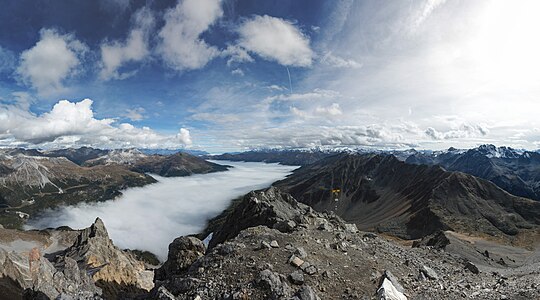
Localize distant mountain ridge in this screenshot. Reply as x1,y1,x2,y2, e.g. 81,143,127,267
207,148,352,165
403,144,540,201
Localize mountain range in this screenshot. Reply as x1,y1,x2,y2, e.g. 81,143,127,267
207,149,346,166
211,144,540,203
404,144,540,201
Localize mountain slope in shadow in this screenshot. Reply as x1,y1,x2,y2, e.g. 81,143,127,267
274,153,540,240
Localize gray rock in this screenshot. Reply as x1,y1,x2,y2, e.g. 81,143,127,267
209,187,309,248
377,278,407,300
295,285,321,300
274,220,297,232
259,241,272,250
303,265,317,275
289,270,305,285
317,221,332,231
257,269,293,299
343,223,358,233
294,247,308,258
378,270,405,293
270,240,280,248
464,261,480,274
420,265,439,280
412,231,451,249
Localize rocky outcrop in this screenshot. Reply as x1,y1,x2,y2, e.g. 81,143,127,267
0,247,101,299
0,218,154,299
147,187,540,299
54,218,154,298
154,236,206,281
412,231,451,249
208,187,358,248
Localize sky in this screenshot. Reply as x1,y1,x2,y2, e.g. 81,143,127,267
1,0,540,152
27,161,297,260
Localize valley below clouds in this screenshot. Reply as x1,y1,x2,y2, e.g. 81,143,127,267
27,161,297,260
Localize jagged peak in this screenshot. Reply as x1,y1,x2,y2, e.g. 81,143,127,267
90,217,109,238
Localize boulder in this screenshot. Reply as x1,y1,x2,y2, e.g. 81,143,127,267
412,231,451,249
294,247,308,258
378,270,405,294
155,236,206,281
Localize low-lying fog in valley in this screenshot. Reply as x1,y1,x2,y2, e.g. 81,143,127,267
27,161,297,260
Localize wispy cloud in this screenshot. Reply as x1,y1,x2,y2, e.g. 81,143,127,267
157,0,223,71
99,6,155,80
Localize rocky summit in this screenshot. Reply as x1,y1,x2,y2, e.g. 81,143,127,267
147,187,540,300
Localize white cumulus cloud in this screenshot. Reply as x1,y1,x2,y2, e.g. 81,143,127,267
157,0,223,71
0,98,192,148
16,29,88,95
237,15,314,67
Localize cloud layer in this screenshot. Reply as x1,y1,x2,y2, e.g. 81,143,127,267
27,161,297,260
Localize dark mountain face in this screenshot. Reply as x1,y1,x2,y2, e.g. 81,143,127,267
43,147,109,165
274,153,540,239
208,150,338,166
405,145,540,201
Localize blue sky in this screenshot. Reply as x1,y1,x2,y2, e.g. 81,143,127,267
1,0,540,152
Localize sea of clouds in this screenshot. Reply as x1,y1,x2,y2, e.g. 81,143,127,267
27,161,297,260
